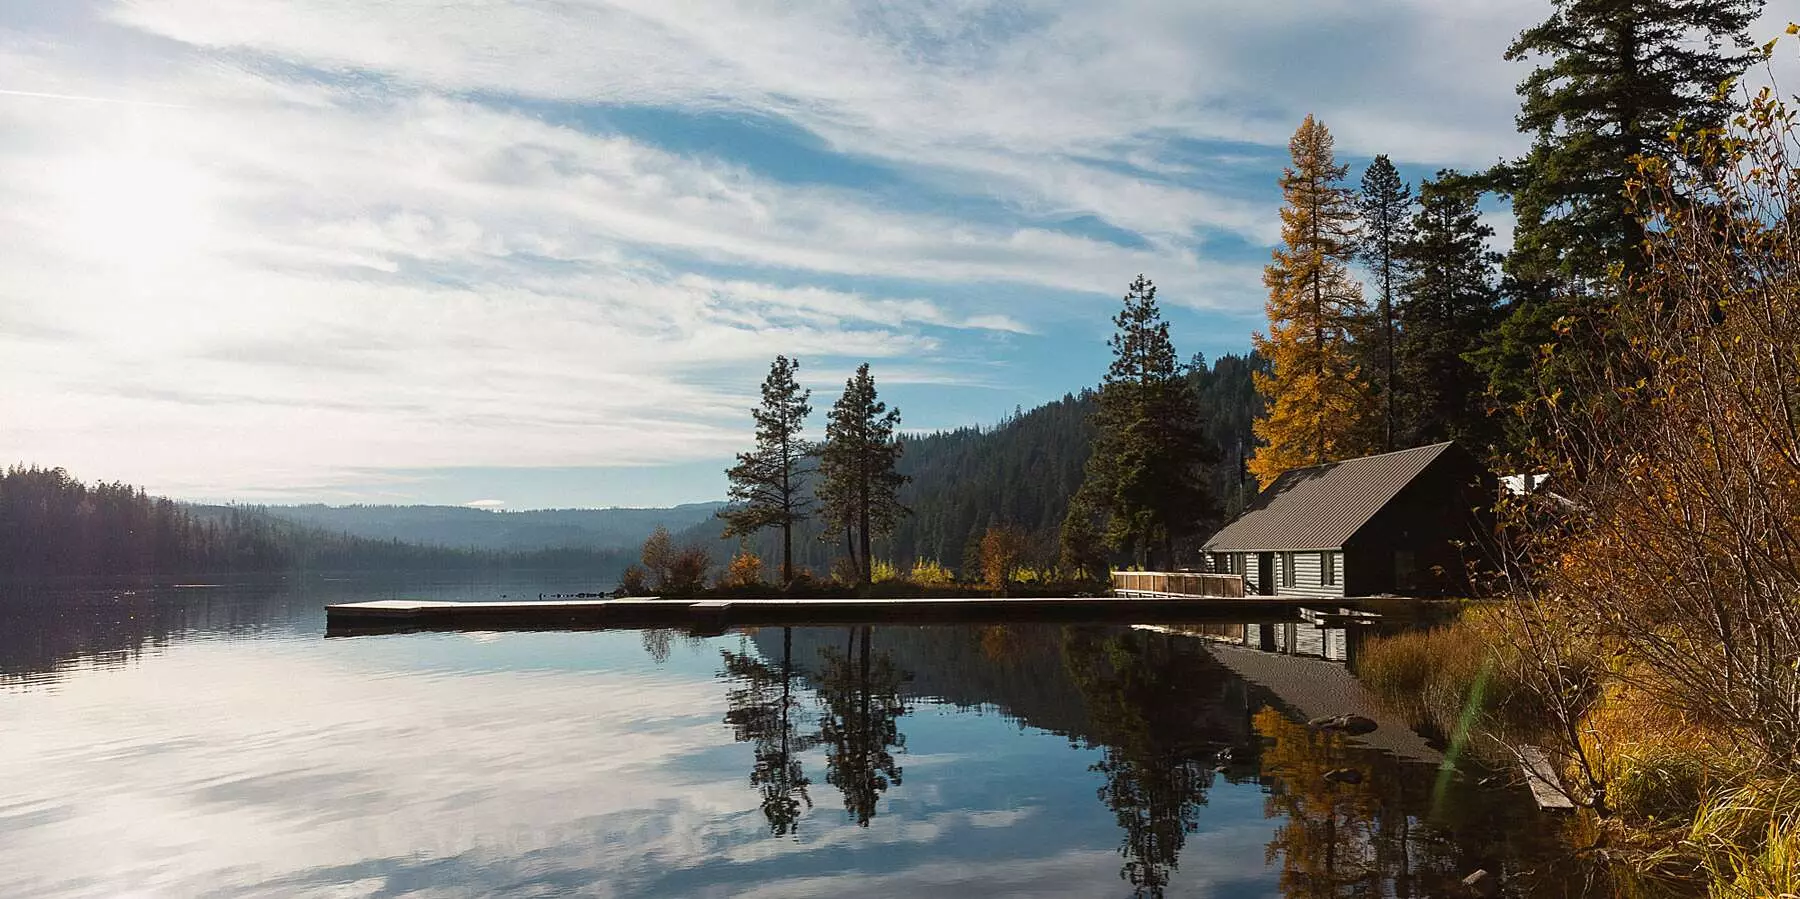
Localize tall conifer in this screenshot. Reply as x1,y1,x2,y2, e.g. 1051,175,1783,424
720,355,813,585
1394,172,1503,450
1251,116,1375,485
1357,155,1413,451
817,364,908,585
1479,0,1762,448
1069,276,1214,570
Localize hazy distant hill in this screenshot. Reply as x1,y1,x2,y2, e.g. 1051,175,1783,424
265,502,725,552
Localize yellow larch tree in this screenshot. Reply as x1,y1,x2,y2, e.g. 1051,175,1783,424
1250,115,1377,486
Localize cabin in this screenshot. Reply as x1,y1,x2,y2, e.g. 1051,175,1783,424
1203,441,1497,598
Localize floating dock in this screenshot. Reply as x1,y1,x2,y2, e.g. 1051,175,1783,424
324,595,1412,637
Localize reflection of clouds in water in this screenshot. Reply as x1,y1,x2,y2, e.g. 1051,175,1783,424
0,640,734,897
3,632,1262,898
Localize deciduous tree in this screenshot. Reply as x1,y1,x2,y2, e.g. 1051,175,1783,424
978,524,1029,593
1505,70,1800,772
1252,116,1376,484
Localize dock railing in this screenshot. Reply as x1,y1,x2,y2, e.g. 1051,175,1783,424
1111,570,1246,598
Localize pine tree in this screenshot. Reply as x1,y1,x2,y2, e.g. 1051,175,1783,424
1357,155,1414,452
817,364,909,585
1478,0,1762,449
720,355,813,585
1251,116,1376,485
1071,275,1215,570
1394,172,1504,451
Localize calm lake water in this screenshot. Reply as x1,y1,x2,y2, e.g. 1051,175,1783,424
1,576,1602,898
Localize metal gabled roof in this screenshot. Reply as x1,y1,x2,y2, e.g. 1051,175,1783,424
1203,442,1458,552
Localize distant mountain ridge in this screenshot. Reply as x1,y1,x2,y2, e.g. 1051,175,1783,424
264,502,725,553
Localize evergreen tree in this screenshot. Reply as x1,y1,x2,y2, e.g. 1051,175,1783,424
1478,0,1762,449
720,355,813,584
817,364,909,584
1394,172,1504,451
1071,276,1215,570
1251,116,1376,485
1357,155,1414,452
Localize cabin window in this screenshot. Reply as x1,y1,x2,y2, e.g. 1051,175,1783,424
1322,551,1338,586
1279,552,1296,588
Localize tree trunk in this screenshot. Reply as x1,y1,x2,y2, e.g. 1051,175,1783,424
858,471,872,586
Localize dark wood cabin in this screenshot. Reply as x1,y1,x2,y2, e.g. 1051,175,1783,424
1203,442,1497,598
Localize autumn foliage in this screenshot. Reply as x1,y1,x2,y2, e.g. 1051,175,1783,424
978,525,1029,592
1251,116,1377,485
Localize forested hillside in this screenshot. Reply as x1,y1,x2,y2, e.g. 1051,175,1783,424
684,352,1266,575
265,502,723,552
0,466,630,579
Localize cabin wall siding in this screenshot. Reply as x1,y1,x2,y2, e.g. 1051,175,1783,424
1275,550,1345,599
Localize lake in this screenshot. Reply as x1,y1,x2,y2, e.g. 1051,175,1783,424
1,576,1602,897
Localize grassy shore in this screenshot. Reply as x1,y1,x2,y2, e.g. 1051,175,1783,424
1356,610,1800,897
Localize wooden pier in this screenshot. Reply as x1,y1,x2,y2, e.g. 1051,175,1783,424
324,595,1367,637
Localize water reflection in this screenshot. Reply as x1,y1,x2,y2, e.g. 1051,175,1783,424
720,627,817,835
1,582,1604,897
718,623,1594,898
816,626,911,827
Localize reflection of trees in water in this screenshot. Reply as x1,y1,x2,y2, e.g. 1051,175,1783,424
1063,627,1245,899
0,582,315,686
719,627,817,835
1254,709,1601,899
815,625,911,827
641,628,675,664
1256,709,1391,897
715,622,1592,898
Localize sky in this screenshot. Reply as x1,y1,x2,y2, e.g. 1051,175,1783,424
1,1,1792,509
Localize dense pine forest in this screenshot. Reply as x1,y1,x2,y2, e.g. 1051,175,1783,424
0,466,631,579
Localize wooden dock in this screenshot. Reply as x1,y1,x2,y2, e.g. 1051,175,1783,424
1517,746,1576,810
324,595,1378,637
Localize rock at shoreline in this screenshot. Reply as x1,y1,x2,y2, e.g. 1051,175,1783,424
1307,714,1378,735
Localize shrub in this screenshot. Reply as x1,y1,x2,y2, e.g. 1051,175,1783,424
663,545,711,595
869,558,901,583
723,549,765,588
617,564,650,597
907,558,955,586
829,555,862,585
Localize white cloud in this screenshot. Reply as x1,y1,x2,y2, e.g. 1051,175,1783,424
0,0,1652,501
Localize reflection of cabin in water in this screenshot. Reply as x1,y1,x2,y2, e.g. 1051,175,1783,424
1202,442,1496,598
